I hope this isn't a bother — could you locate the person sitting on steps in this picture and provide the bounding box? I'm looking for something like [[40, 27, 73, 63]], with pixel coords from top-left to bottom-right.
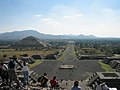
[[71, 81, 82, 90], [37, 73, 48, 87], [50, 76, 59, 89]]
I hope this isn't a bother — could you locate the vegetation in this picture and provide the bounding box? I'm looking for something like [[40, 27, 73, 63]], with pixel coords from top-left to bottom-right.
[[75, 38, 120, 58], [0, 49, 63, 59], [1, 38, 120, 60], [58, 44, 76, 60], [98, 61, 116, 72]]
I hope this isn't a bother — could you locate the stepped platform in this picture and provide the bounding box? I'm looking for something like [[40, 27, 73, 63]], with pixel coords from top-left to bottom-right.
[[59, 65, 74, 69], [87, 72, 120, 90]]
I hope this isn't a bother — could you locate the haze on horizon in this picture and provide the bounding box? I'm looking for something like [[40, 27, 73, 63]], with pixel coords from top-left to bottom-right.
[[0, 0, 120, 37]]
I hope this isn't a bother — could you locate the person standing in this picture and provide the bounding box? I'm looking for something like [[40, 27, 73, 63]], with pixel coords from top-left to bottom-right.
[[71, 81, 81, 90], [22, 61, 29, 85], [0, 62, 4, 80], [95, 80, 103, 90], [1, 62, 8, 85], [95, 80, 109, 90], [101, 82, 109, 90], [8, 57, 20, 88]]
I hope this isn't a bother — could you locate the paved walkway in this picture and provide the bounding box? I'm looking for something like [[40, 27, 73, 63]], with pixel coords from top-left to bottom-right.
[[31, 44, 104, 90]]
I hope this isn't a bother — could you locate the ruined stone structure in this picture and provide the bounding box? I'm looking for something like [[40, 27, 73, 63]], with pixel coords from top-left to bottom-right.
[[87, 72, 120, 90]]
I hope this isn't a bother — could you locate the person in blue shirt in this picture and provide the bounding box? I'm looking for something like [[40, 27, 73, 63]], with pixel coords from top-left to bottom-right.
[[71, 81, 81, 90]]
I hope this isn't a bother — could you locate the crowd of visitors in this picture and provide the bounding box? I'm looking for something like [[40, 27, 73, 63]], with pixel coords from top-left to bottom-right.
[[0, 57, 83, 90], [0, 56, 118, 90], [0, 57, 20, 89], [0, 57, 60, 89]]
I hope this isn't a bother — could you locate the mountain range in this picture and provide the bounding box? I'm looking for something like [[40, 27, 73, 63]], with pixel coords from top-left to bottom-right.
[[0, 30, 96, 40]]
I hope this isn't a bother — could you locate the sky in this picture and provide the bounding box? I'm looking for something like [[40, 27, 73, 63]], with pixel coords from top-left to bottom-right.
[[0, 0, 120, 37]]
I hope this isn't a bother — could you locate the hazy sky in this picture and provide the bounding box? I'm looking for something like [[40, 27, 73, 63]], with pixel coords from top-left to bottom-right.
[[0, 0, 120, 37]]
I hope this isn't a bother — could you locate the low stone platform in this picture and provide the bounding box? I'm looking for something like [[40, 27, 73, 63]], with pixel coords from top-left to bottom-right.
[[59, 65, 74, 69]]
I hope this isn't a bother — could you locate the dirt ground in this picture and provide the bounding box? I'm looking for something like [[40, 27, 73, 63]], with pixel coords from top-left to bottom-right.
[[31, 60, 104, 80]]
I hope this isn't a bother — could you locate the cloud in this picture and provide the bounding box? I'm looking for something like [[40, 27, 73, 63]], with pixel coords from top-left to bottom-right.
[[64, 16, 73, 19], [102, 8, 115, 16], [42, 18, 61, 26], [42, 18, 52, 22], [103, 8, 114, 12], [46, 21, 61, 26], [1, 1, 120, 37], [35, 14, 42, 17], [75, 14, 83, 17], [63, 14, 83, 20], [97, 24, 104, 27]]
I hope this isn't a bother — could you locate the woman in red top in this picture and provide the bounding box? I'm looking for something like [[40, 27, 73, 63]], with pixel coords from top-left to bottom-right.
[[50, 76, 58, 88]]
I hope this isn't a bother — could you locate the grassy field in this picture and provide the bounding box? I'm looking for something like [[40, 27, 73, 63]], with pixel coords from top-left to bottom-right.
[[98, 61, 116, 72], [0, 49, 61, 68], [0, 49, 60, 59], [0, 50, 41, 58]]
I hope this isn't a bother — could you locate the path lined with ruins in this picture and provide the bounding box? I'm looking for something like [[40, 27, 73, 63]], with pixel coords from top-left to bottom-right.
[[31, 43, 104, 81]]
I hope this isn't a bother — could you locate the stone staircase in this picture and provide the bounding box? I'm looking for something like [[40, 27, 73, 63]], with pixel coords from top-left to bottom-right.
[[0, 59, 92, 90]]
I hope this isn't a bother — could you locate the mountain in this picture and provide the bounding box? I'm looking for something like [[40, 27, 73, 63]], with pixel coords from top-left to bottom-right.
[[0, 30, 55, 40], [0, 30, 96, 40]]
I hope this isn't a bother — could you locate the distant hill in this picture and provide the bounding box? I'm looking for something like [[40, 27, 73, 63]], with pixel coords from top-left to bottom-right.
[[12, 36, 50, 48], [0, 30, 96, 40]]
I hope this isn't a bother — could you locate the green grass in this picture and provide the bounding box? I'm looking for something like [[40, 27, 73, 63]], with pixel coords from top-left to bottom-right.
[[29, 60, 43, 69], [58, 49, 67, 60], [58, 45, 76, 60], [98, 61, 116, 72]]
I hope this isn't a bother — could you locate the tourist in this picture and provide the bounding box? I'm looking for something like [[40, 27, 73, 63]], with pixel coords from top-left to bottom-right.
[[1, 62, 8, 85], [38, 73, 48, 87], [101, 82, 109, 90], [95, 80, 109, 90], [22, 61, 29, 85], [8, 57, 20, 88], [71, 81, 81, 90], [0, 62, 4, 81], [96, 81, 116, 90], [50, 76, 59, 89], [95, 80, 103, 90]]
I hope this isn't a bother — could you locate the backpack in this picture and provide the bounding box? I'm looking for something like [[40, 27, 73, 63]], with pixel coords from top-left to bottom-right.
[[8, 60, 15, 69]]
